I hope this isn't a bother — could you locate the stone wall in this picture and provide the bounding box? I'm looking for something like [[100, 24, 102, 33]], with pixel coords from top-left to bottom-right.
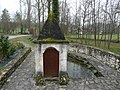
[[0, 48, 31, 89], [69, 44, 120, 71]]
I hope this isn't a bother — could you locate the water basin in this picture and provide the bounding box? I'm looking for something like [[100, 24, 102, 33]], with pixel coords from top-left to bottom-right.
[[67, 60, 96, 79]]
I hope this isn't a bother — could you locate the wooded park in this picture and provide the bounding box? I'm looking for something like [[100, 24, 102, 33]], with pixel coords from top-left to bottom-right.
[[0, 0, 120, 54]]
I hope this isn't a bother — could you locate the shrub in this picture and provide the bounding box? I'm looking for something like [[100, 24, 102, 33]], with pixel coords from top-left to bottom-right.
[[14, 42, 24, 49], [17, 42, 24, 49], [7, 45, 16, 57], [59, 71, 70, 85], [0, 35, 17, 60], [34, 73, 45, 86], [0, 35, 11, 59]]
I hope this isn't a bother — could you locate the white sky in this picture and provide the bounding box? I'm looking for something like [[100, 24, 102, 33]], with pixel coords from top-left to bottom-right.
[[0, 0, 78, 17], [0, 0, 19, 15]]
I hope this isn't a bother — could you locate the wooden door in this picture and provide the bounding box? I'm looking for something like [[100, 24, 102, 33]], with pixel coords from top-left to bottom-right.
[[43, 48, 59, 77]]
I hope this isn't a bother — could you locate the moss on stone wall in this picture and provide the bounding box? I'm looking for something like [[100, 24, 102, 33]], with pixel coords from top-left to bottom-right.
[[33, 39, 69, 44]]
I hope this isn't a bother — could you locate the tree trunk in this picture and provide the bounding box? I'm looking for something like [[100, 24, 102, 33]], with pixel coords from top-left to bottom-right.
[[108, 21, 114, 49], [26, 0, 31, 33], [38, 0, 41, 33], [20, 0, 23, 34]]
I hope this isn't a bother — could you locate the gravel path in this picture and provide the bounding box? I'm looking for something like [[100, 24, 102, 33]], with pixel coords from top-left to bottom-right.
[[9, 35, 34, 50]]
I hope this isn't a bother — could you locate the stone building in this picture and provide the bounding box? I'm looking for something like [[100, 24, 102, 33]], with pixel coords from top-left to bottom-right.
[[34, 19, 69, 79]]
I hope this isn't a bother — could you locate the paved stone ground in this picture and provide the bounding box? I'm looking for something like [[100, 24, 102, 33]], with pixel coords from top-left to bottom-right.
[[1, 50, 120, 90]]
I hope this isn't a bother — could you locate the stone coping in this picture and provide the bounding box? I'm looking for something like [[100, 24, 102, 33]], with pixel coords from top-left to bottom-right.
[[69, 43, 120, 71], [71, 43, 120, 58], [0, 48, 31, 89], [68, 53, 104, 77], [33, 40, 69, 44]]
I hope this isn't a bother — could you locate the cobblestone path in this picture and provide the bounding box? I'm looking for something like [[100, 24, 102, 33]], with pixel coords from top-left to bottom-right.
[[1, 50, 120, 90]]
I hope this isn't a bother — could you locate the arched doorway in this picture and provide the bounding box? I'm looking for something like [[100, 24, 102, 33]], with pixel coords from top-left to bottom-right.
[[43, 47, 59, 77]]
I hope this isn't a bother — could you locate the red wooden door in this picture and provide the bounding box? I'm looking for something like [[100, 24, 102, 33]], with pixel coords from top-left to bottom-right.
[[43, 48, 59, 77]]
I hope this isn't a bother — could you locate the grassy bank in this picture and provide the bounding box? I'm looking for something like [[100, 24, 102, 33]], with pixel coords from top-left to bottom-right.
[[10, 36, 35, 47], [9, 35, 120, 55], [66, 38, 120, 55], [65, 34, 120, 41]]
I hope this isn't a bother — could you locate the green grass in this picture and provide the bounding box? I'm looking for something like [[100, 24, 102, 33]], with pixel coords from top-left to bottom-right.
[[0, 28, 30, 35], [66, 34, 120, 55], [10, 36, 35, 47], [65, 34, 120, 41], [8, 34, 120, 55], [66, 38, 120, 55]]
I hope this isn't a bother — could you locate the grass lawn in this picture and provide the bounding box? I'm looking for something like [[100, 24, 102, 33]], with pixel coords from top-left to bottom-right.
[[8, 34, 120, 55], [11, 35, 119, 55], [66, 38, 120, 55], [65, 34, 120, 41], [10, 36, 35, 47]]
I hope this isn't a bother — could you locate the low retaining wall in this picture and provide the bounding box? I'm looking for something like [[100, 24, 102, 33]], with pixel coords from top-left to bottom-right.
[[69, 44, 120, 71], [0, 48, 31, 89]]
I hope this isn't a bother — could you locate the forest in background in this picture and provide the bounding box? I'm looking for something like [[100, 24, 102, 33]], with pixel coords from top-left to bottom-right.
[[0, 0, 120, 49]]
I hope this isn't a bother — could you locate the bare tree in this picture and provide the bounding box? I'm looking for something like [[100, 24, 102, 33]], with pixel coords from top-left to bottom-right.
[[103, 0, 120, 49], [19, 0, 24, 34], [91, 0, 97, 46], [41, 0, 45, 24], [60, 0, 69, 34], [35, 0, 41, 33], [81, 0, 91, 43], [26, 0, 32, 33]]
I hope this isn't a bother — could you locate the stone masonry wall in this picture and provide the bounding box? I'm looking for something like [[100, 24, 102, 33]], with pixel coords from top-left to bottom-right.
[[69, 44, 120, 71]]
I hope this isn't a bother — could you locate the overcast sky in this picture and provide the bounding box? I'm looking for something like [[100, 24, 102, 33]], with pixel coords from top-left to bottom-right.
[[0, 0, 78, 17], [0, 0, 19, 15], [0, 0, 79, 13]]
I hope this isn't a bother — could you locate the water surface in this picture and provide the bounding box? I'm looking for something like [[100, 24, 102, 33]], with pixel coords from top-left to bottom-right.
[[67, 61, 96, 79]]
